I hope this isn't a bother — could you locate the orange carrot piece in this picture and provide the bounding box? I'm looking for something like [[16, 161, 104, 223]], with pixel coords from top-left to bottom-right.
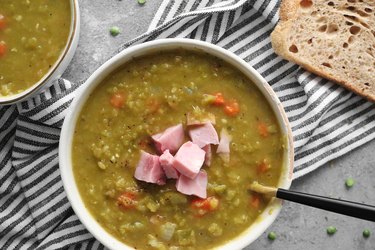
[[223, 99, 240, 116], [110, 92, 125, 108], [257, 122, 269, 137], [213, 92, 225, 106], [117, 192, 137, 209], [0, 15, 6, 30], [191, 196, 219, 216], [0, 42, 7, 57], [257, 160, 271, 174], [250, 194, 260, 209], [146, 97, 161, 113]]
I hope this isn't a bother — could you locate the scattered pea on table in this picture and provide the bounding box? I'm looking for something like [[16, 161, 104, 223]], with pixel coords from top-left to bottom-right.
[[138, 0, 146, 5], [327, 226, 337, 235], [345, 178, 355, 188], [268, 231, 276, 241], [363, 229, 371, 238], [110, 26, 120, 36]]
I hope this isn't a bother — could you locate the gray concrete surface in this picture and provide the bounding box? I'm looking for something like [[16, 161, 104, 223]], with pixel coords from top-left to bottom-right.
[[63, 1, 375, 249]]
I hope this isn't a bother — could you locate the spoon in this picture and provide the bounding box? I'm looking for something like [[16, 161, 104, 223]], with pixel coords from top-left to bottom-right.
[[249, 182, 375, 222]]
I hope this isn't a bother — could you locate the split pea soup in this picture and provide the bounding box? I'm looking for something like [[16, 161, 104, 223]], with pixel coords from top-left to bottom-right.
[[0, 0, 71, 96], [72, 50, 285, 249]]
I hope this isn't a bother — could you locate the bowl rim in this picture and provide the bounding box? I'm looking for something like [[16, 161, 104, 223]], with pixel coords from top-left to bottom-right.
[[59, 38, 294, 250], [0, 0, 80, 105]]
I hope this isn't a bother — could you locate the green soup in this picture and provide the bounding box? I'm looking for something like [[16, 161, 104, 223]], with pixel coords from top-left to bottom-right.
[[0, 0, 71, 96], [72, 50, 285, 249]]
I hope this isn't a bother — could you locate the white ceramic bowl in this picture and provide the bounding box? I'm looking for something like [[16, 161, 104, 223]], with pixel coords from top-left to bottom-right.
[[59, 38, 294, 250], [0, 0, 80, 105]]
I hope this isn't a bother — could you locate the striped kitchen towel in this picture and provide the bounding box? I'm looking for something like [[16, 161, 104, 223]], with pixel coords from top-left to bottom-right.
[[1, 0, 375, 249]]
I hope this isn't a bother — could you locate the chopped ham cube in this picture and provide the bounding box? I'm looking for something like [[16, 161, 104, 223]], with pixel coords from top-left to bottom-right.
[[186, 112, 216, 126], [159, 150, 179, 179], [188, 122, 219, 148], [151, 124, 185, 154], [134, 151, 166, 185], [174, 141, 206, 179], [202, 144, 212, 166], [216, 128, 232, 163], [176, 171, 207, 198]]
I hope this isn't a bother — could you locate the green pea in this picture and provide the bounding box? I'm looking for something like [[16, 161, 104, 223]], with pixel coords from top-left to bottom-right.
[[138, 0, 146, 5], [363, 229, 371, 238], [327, 226, 337, 235], [110, 26, 120, 36], [267, 231, 276, 241], [345, 178, 355, 188]]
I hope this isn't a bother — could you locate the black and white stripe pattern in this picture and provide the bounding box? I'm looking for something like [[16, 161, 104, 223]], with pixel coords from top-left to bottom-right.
[[1, 0, 375, 248]]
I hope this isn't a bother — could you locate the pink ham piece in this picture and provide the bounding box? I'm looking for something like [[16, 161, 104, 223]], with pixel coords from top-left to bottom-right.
[[202, 144, 212, 166], [176, 170, 207, 198], [174, 141, 206, 179], [134, 151, 166, 185], [188, 122, 219, 148], [159, 150, 179, 179], [216, 128, 232, 163], [152, 124, 185, 154]]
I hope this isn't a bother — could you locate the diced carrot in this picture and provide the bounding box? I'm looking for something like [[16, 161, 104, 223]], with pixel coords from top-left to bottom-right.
[[191, 196, 219, 216], [0, 42, 7, 57], [257, 159, 271, 174], [117, 192, 137, 209], [223, 99, 240, 116], [191, 198, 210, 210], [257, 122, 269, 137], [213, 92, 225, 106], [110, 92, 125, 108], [146, 97, 161, 113], [250, 194, 261, 209], [0, 15, 6, 30]]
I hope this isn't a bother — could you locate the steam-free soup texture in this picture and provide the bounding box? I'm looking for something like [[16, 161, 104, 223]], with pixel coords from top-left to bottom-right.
[[0, 0, 71, 96], [72, 50, 285, 249]]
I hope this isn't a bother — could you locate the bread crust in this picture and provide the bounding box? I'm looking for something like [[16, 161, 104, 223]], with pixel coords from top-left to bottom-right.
[[279, 0, 299, 21], [271, 0, 375, 102]]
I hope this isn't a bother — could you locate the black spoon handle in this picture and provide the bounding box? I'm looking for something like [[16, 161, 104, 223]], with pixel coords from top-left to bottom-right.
[[276, 189, 375, 222]]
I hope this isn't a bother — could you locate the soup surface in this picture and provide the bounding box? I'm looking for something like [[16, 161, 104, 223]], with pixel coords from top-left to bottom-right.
[[0, 0, 71, 96], [72, 50, 285, 249]]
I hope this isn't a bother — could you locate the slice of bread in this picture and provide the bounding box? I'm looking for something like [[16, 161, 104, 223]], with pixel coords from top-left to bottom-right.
[[271, 0, 375, 101]]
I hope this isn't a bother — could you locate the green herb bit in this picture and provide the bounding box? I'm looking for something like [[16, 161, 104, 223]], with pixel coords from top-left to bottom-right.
[[267, 231, 276, 241], [327, 226, 337, 235], [138, 0, 146, 5], [202, 94, 216, 105], [345, 178, 355, 188], [110, 26, 120, 36], [363, 229, 371, 238]]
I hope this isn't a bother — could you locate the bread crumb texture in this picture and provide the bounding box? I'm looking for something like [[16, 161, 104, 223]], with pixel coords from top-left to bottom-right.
[[271, 0, 375, 101]]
